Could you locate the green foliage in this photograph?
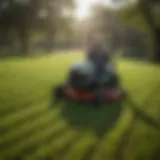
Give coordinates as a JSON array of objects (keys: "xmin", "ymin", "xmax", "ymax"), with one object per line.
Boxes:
[
  {"xmin": 119, "ymin": 5, "xmax": 149, "ymax": 32},
  {"xmin": 0, "ymin": 52, "xmax": 160, "ymax": 160},
  {"xmin": 118, "ymin": 0, "xmax": 160, "ymax": 61},
  {"xmin": 0, "ymin": 0, "xmax": 74, "ymax": 53},
  {"xmin": 119, "ymin": 4, "xmax": 154, "ymax": 58}
]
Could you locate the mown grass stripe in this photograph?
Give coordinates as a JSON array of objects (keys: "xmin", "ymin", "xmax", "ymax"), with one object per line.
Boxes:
[
  {"xmin": 0, "ymin": 92, "xmax": 49, "ymax": 116},
  {"xmin": 22, "ymin": 127, "xmax": 74, "ymax": 159},
  {"xmin": 0, "ymin": 107, "xmax": 61, "ymax": 149},
  {"xmin": 51, "ymin": 133, "xmax": 82, "ymax": 160},
  {"xmin": 51, "ymin": 135, "xmax": 86, "ymax": 160},
  {"xmin": 1, "ymin": 119, "xmax": 69, "ymax": 159},
  {"xmin": 0, "ymin": 101, "xmax": 48, "ymax": 131},
  {"xmin": 62, "ymin": 133, "xmax": 97, "ymax": 160},
  {"xmin": 26, "ymin": 129, "xmax": 80, "ymax": 159}
]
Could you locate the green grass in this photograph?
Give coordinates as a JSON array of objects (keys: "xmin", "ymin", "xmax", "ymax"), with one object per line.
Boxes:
[{"xmin": 0, "ymin": 51, "xmax": 160, "ymax": 160}]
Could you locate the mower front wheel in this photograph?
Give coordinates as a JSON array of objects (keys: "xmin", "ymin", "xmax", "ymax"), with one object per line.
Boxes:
[{"xmin": 53, "ymin": 85, "xmax": 64, "ymax": 102}]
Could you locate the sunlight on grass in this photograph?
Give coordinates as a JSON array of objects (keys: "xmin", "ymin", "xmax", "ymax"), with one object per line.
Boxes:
[{"xmin": 0, "ymin": 51, "xmax": 160, "ymax": 160}]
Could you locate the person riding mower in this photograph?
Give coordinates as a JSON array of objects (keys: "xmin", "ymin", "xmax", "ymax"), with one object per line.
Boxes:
[
  {"xmin": 53, "ymin": 59, "xmax": 126, "ymax": 107},
  {"xmin": 53, "ymin": 38, "xmax": 126, "ymax": 107}
]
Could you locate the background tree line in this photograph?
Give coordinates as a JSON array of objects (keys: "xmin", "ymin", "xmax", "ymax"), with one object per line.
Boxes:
[{"xmin": 0, "ymin": 0, "xmax": 159, "ymax": 63}]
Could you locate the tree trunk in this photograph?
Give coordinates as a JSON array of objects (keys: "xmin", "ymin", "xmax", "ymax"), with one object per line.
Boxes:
[
  {"xmin": 138, "ymin": 0, "xmax": 160, "ymax": 63},
  {"xmin": 18, "ymin": 22, "xmax": 30, "ymax": 55},
  {"xmin": 45, "ymin": 3, "xmax": 55, "ymax": 53},
  {"xmin": 46, "ymin": 27, "xmax": 55, "ymax": 53},
  {"xmin": 153, "ymin": 28, "xmax": 160, "ymax": 62}
]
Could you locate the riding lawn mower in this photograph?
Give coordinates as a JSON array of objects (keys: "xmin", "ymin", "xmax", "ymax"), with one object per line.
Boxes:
[{"xmin": 53, "ymin": 60, "xmax": 126, "ymax": 107}]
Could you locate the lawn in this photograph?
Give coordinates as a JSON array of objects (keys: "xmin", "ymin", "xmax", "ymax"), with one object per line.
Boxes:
[{"xmin": 0, "ymin": 51, "xmax": 160, "ymax": 160}]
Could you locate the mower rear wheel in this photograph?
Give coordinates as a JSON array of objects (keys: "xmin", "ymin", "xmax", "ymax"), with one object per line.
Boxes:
[{"xmin": 53, "ymin": 85, "xmax": 64, "ymax": 101}]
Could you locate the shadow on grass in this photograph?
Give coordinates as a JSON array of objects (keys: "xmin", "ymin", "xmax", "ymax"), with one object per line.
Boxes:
[
  {"xmin": 59, "ymin": 102, "xmax": 123, "ymax": 138},
  {"xmin": 127, "ymin": 82, "xmax": 160, "ymax": 129},
  {"xmin": 127, "ymin": 98, "xmax": 160, "ymax": 129},
  {"xmin": 115, "ymin": 84, "xmax": 160, "ymax": 160}
]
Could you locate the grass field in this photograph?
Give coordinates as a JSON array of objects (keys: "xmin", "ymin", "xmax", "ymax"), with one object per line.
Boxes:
[{"xmin": 0, "ymin": 51, "xmax": 160, "ymax": 160}]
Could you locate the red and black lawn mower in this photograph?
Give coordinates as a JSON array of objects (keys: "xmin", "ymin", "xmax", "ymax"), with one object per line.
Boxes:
[{"xmin": 53, "ymin": 61, "xmax": 126, "ymax": 107}]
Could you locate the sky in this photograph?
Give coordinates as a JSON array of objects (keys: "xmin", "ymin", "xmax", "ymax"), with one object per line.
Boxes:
[{"xmin": 75, "ymin": 0, "xmax": 112, "ymax": 19}]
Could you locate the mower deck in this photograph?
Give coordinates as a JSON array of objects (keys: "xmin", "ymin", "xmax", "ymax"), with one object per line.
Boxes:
[{"xmin": 55, "ymin": 85, "xmax": 126, "ymax": 102}]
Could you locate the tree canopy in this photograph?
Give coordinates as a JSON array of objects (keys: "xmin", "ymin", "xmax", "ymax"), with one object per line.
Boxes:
[
  {"xmin": 0, "ymin": 0, "xmax": 74, "ymax": 54},
  {"xmin": 116, "ymin": 0, "xmax": 160, "ymax": 61}
]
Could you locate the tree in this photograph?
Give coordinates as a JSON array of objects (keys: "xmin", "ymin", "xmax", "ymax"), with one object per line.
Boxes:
[
  {"xmin": 122, "ymin": 27, "xmax": 148, "ymax": 58},
  {"xmin": 88, "ymin": 5, "xmax": 125, "ymax": 53},
  {"xmin": 38, "ymin": 0, "xmax": 74, "ymax": 52},
  {"xmin": 116, "ymin": 0, "xmax": 160, "ymax": 62},
  {"xmin": 138, "ymin": 0, "xmax": 160, "ymax": 62},
  {"xmin": 0, "ymin": 0, "xmax": 74, "ymax": 55}
]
